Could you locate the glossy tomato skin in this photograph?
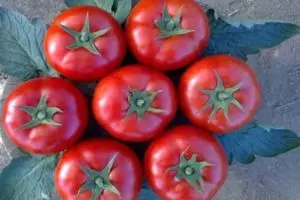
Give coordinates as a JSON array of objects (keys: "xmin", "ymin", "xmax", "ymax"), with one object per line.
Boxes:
[
  {"xmin": 145, "ymin": 125, "xmax": 228, "ymax": 200},
  {"xmin": 126, "ymin": 0, "xmax": 210, "ymax": 71},
  {"xmin": 44, "ymin": 6, "xmax": 126, "ymax": 81},
  {"xmin": 1, "ymin": 77, "xmax": 88, "ymax": 155},
  {"xmin": 180, "ymin": 55, "xmax": 261, "ymax": 133},
  {"xmin": 92, "ymin": 65, "xmax": 178, "ymax": 142},
  {"xmin": 55, "ymin": 139, "xmax": 143, "ymax": 200}
]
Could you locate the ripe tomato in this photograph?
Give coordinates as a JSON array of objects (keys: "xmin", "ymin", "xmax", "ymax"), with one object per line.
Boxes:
[
  {"xmin": 92, "ymin": 65, "xmax": 177, "ymax": 142},
  {"xmin": 55, "ymin": 139, "xmax": 142, "ymax": 200},
  {"xmin": 145, "ymin": 125, "xmax": 228, "ymax": 200},
  {"xmin": 1, "ymin": 77, "xmax": 88, "ymax": 155},
  {"xmin": 126, "ymin": 0, "xmax": 210, "ymax": 71},
  {"xmin": 44, "ymin": 6, "xmax": 126, "ymax": 81},
  {"xmin": 180, "ymin": 55, "xmax": 261, "ymax": 133}
]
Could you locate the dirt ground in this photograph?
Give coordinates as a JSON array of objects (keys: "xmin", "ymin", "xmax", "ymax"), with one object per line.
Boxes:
[{"xmin": 0, "ymin": 0, "xmax": 300, "ymax": 200}]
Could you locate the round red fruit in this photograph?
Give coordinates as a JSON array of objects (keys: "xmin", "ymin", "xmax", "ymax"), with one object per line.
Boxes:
[
  {"xmin": 180, "ymin": 54, "xmax": 261, "ymax": 133},
  {"xmin": 44, "ymin": 6, "xmax": 126, "ymax": 81},
  {"xmin": 92, "ymin": 65, "xmax": 178, "ymax": 142},
  {"xmin": 145, "ymin": 125, "xmax": 228, "ymax": 200},
  {"xmin": 2, "ymin": 77, "xmax": 88, "ymax": 154},
  {"xmin": 126, "ymin": 0, "xmax": 210, "ymax": 71},
  {"xmin": 55, "ymin": 139, "xmax": 143, "ymax": 200}
]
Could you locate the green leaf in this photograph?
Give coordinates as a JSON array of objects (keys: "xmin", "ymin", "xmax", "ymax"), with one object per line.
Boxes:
[
  {"xmin": 140, "ymin": 187, "xmax": 160, "ymax": 200},
  {"xmin": 0, "ymin": 155, "xmax": 58, "ymax": 200},
  {"xmin": 0, "ymin": 77, "xmax": 20, "ymax": 102},
  {"xmin": 0, "ymin": 8, "xmax": 57, "ymax": 80},
  {"xmin": 204, "ymin": 8, "xmax": 300, "ymax": 60},
  {"xmin": 195, "ymin": 0, "xmax": 209, "ymax": 10},
  {"xmin": 216, "ymin": 122, "xmax": 300, "ymax": 165},
  {"xmin": 64, "ymin": 0, "xmax": 132, "ymax": 24},
  {"xmin": 140, "ymin": 189, "xmax": 159, "ymax": 200}
]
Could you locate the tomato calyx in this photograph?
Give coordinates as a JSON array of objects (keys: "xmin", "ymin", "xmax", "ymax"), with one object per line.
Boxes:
[
  {"xmin": 59, "ymin": 13, "xmax": 111, "ymax": 55},
  {"xmin": 126, "ymin": 88, "xmax": 163, "ymax": 120},
  {"xmin": 199, "ymin": 70, "xmax": 245, "ymax": 123},
  {"xmin": 78, "ymin": 154, "xmax": 120, "ymax": 200},
  {"xmin": 168, "ymin": 147, "xmax": 213, "ymax": 192},
  {"xmin": 16, "ymin": 93, "xmax": 62, "ymax": 129},
  {"xmin": 155, "ymin": 5, "xmax": 194, "ymax": 39}
]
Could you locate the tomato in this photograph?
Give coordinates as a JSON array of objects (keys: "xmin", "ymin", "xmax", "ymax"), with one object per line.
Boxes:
[
  {"xmin": 126, "ymin": 0, "xmax": 210, "ymax": 71},
  {"xmin": 145, "ymin": 125, "xmax": 228, "ymax": 200},
  {"xmin": 1, "ymin": 77, "xmax": 88, "ymax": 155},
  {"xmin": 179, "ymin": 55, "xmax": 261, "ymax": 133},
  {"xmin": 55, "ymin": 139, "xmax": 142, "ymax": 200},
  {"xmin": 92, "ymin": 65, "xmax": 177, "ymax": 142},
  {"xmin": 44, "ymin": 6, "xmax": 126, "ymax": 81}
]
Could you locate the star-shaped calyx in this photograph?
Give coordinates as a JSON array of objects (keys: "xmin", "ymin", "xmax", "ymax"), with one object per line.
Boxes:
[
  {"xmin": 16, "ymin": 93, "xmax": 62, "ymax": 129},
  {"xmin": 168, "ymin": 147, "xmax": 213, "ymax": 192},
  {"xmin": 155, "ymin": 5, "xmax": 194, "ymax": 39},
  {"xmin": 126, "ymin": 88, "xmax": 164, "ymax": 120},
  {"xmin": 77, "ymin": 154, "xmax": 120, "ymax": 200},
  {"xmin": 59, "ymin": 13, "xmax": 110, "ymax": 55},
  {"xmin": 199, "ymin": 70, "xmax": 244, "ymax": 123}
]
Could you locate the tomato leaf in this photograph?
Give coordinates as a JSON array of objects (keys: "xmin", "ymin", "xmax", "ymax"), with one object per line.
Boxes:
[
  {"xmin": 0, "ymin": 155, "xmax": 58, "ymax": 200},
  {"xmin": 204, "ymin": 8, "xmax": 300, "ymax": 60},
  {"xmin": 140, "ymin": 182, "xmax": 160, "ymax": 200},
  {"xmin": 0, "ymin": 77, "xmax": 21, "ymax": 104},
  {"xmin": 0, "ymin": 8, "xmax": 58, "ymax": 80},
  {"xmin": 216, "ymin": 122, "xmax": 300, "ymax": 164},
  {"xmin": 140, "ymin": 188, "xmax": 160, "ymax": 200},
  {"xmin": 64, "ymin": 0, "xmax": 132, "ymax": 24},
  {"xmin": 195, "ymin": 0, "xmax": 209, "ymax": 10}
]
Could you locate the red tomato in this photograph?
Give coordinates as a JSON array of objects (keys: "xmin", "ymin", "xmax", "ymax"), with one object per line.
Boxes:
[
  {"xmin": 126, "ymin": 0, "xmax": 210, "ymax": 71},
  {"xmin": 92, "ymin": 65, "xmax": 177, "ymax": 142},
  {"xmin": 44, "ymin": 6, "xmax": 126, "ymax": 81},
  {"xmin": 145, "ymin": 125, "xmax": 228, "ymax": 200},
  {"xmin": 55, "ymin": 139, "xmax": 143, "ymax": 200},
  {"xmin": 180, "ymin": 55, "xmax": 261, "ymax": 133},
  {"xmin": 1, "ymin": 77, "xmax": 88, "ymax": 155}
]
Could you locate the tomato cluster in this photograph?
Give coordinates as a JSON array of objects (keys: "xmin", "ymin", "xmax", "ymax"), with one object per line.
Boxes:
[{"xmin": 1, "ymin": 1, "xmax": 261, "ymax": 200}]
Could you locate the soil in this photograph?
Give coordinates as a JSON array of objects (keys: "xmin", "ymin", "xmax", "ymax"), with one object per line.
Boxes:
[{"xmin": 0, "ymin": 0, "xmax": 300, "ymax": 199}]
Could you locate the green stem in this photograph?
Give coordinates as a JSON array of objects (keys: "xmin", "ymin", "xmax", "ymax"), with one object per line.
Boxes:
[
  {"xmin": 16, "ymin": 93, "xmax": 62, "ymax": 129},
  {"xmin": 126, "ymin": 88, "xmax": 164, "ymax": 120},
  {"xmin": 59, "ymin": 13, "xmax": 110, "ymax": 55},
  {"xmin": 77, "ymin": 154, "xmax": 120, "ymax": 200},
  {"xmin": 184, "ymin": 166, "xmax": 195, "ymax": 176},
  {"xmin": 199, "ymin": 70, "xmax": 244, "ymax": 122},
  {"xmin": 36, "ymin": 110, "xmax": 47, "ymax": 120},
  {"xmin": 155, "ymin": 5, "xmax": 194, "ymax": 39},
  {"xmin": 168, "ymin": 147, "xmax": 213, "ymax": 192}
]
